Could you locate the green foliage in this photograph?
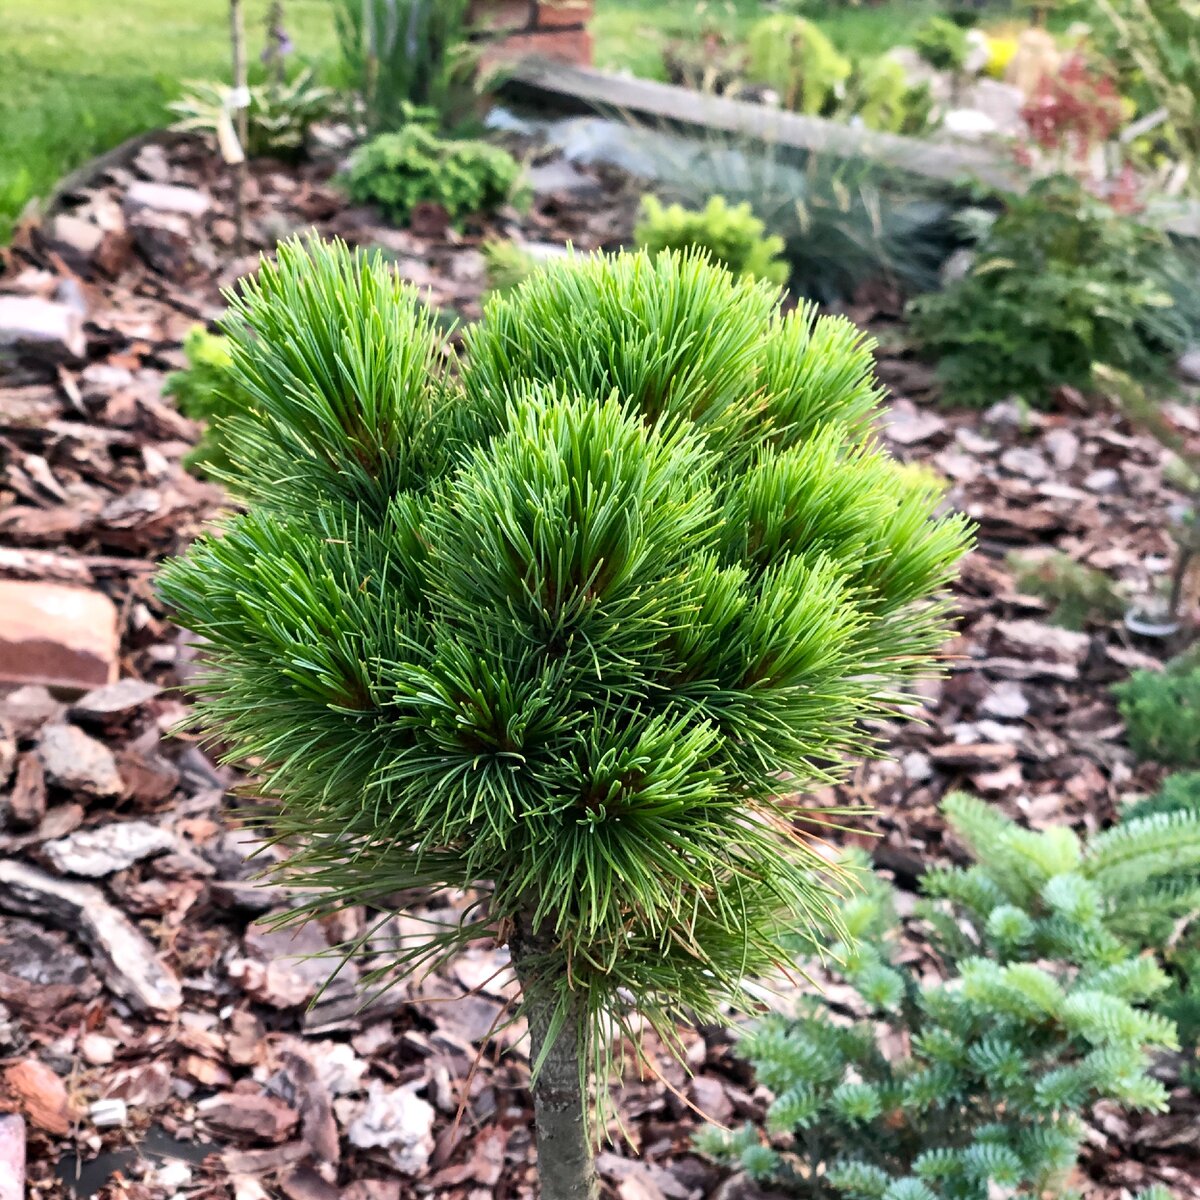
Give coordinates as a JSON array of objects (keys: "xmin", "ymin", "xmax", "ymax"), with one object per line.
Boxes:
[
  {"xmin": 169, "ymin": 66, "xmax": 335, "ymax": 161},
  {"xmin": 342, "ymin": 126, "xmax": 522, "ymax": 226},
  {"xmin": 744, "ymin": 14, "xmax": 851, "ymax": 115},
  {"xmin": 1114, "ymin": 655, "xmax": 1200, "ymax": 767},
  {"xmin": 331, "ymin": 0, "xmax": 474, "ymax": 133},
  {"xmin": 1006, "ymin": 550, "xmax": 1125, "ymax": 629},
  {"xmin": 163, "ymin": 327, "xmax": 256, "ymax": 479},
  {"xmin": 912, "ymin": 16, "xmax": 970, "ymax": 72},
  {"xmin": 634, "ymin": 195, "xmax": 789, "ymax": 286},
  {"xmin": 1125, "ymin": 771, "xmax": 1200, "ymax": 822},
  {"xmin": 1087, "ymin": 0, "xmax": 1200, "ymax": 196},
  {"xmin": 158, "ymin": 237, "xmax": 970, "ymax": 1117},
  {"xmin": 634, "ymin": 126, "xmax": 958, "ymax": 302},
  {"xmin": 908, "ymin": 178, "xmax": 1190, "ymax": 408},
  {"xmin": 481, "ymin": 238, "xmax": 539, "ymax": 299},
  {"xmin": 843, "ymin": 57, "xmax": 935, "ymax": 137},
  {"xmin": 698, "ymin": 794, "xmax": 1186, "ymax": 1200}
]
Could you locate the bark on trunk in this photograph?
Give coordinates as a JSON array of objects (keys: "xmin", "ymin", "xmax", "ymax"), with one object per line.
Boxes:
[{"xmin": 512, "ymin": 921, "xmax": 598, "ymax": 1200}]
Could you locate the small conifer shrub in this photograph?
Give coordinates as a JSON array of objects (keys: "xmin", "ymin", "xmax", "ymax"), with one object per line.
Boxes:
[
  {"xmin": 635, "ymin": 195, "xmax": 790, "ymax": 286},
  {"xmin": 343, "ymin": 126, "xmax": 521, "ymax": 226},
  {"xmin": 158, "ymin": 238, "xmax": 970, "ymax": 1199},
  {"xmin": 1007, "ymin": 549, "xmax": 1125, "ymax": 630},
  {"xmin": 164, "ymin": 327, "xmax": 256, "ymax": 479},
  {"xmin": 1114, "ymin": 654, "xmax": 1200, "ymax": 767},
  {"xmin": 698, "ymin": 793, "xmax": 1185, "ymax": 1200}
]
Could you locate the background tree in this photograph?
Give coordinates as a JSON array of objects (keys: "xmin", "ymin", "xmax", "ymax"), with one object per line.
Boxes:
[{"xmin": 159, "ymin": 239, "xmax": 971, "ymax": 1199}]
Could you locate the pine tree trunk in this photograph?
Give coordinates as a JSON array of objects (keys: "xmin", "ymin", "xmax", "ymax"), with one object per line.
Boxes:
[{"xmin": 511, "ymin": 921, "xmax": 598, "ymax": 1200}]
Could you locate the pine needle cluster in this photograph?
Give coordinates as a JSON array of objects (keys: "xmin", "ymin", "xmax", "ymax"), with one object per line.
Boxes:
[
  {"xmin": 158, "ymin": 238, "xmax": 970, "ymax": 1102},
  {"xmin": 699, "ymin": 793, "xmax": 1195, "ymax": 1200}
]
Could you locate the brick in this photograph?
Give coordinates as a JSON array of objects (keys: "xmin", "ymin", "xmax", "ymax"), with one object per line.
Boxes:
[
  {"xmin": 535, "ymin": 0, "xmax": 593, "ymax": 29},
  {"xmin": 478, "ymin": 25, "xmax": 592, "ymax": 70},
  {"xmin": 0, "ymin": 581, "xmax": 119, "ymax": 697},
  {"xmin": 468, "ymin": 0, "xmax": 533, "ymax": 33}
]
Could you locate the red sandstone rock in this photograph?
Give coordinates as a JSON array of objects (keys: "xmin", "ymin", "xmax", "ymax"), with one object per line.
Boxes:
[
  {"xmin": 0, "ymin": 581, "xmax": 119, "ymax": 696},
  {"xmin": 3, "ymin": 1060, "xmax": 72, "ymax": 1136}
]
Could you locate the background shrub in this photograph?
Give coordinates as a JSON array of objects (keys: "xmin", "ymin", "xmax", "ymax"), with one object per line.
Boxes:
[
  {"xmin": 908, "ymin": 177, "xmax": 1189, "ymax": 408},
  {"xmin": 744, "ymin": 14, "xmax": 851, "ymax": 115},
  {"xmin": 912, "ymin": 16, "xmax": 971, "ymax": 72},
  {"xmin": 343, "ymin": 126, "xmax": 522, "ymax": 226},
  {"xmin": 1114, "ymin": 654, "xmax": 1200, "ymax": 767},
  {"xmin": 634, "ymin": 195, "xmax": 789, "ymax": 286},
  {"xmin": 636, "ymin": 128, "xmax": 958, "ymax": 303},
  {"xmin": 1006, "ymin": 549, "xmax": 1125, "ymax": 629},
  {"xmin": 697, "ymin": 793, "xmax": 1191, "ymax": 1200}
]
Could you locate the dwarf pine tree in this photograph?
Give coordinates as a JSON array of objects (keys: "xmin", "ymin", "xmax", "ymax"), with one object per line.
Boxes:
[
  {"xmin": 699, "ymin": 793, "xmax": 1194, "ymax": 1200},
  {"xmin": 158, "ymin": 237, "xmax": 970, "ymax": 1200}
]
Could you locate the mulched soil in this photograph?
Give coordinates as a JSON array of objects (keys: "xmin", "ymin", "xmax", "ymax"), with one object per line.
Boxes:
[{"xmin": 1, "ymin": 130, "xmax": 1198, "ymax": 1200}]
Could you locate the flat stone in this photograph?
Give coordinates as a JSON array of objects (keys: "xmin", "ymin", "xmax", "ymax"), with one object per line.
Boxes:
[
  {"xmin": 0, "ymin": 735, "xmax": 14, "ymax": 790},
  {"xmin": 526, "ymin": 157, "xmax": 602, "ymax": 199},
  {"xmin": 1084, "ymin": 468, "xmax": 1120, "ymax": 493},
  {"xmin": 979, "ymin": 681, "xmax": 1030, "ymax": 720},
  {"xmin": 71, "ymin": 677, "xmax": 161, "ymax": 719},
  {"xmin": 0, "ymin": 295, "xmax": 85, "ymax": 360},
  {"xmin": 347, "ymin": 1082, "xmax": 435, "ymax": 1175},
  {"xmin": 124, "ymin": 181, "xmax": 211, "ymax": 218},
  {"xmin": 999, "ymin": 447, "xmax": 1049, "ymax": 480},
  {"xmin": 37, "ymin": 724, "xmax": 124, "ymax": 798},
  {"xmin": 1179, "ymin": 347, "xmax": 1200, "ymax": 384},
  {"xmin": 0, "ymin": 582, "xmax": 118, "ymax": 696},
  {"xmin": 42, "ymin": 820, "xmax": 174, "ymax": 877},
  {"xmin": 44, "ymin": 215, "xmax": 104, "ymax": 272},
  {"xmin": 992, "ymin": 619, "xmax": 1090, "ymax": 665}
]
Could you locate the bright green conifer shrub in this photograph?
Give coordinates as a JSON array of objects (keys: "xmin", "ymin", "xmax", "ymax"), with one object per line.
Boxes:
[
  {"xmin": 343, "ymin": 126, "xmax": 522, "ymax": 226},
  {"xmin": 1114, "ymin": 655, "xmax": 1200, "ymax": 767},
  {"xmin": 697, "ymin": 793, "xmax": 1187, "ymax": 1200},
  {"xmin": 634, "ymin": 195, "xmax": 789, "ymax": 286},
  {"xmin": 158, "ymin": 238, "xmax": 970, "ymax": 1199}
]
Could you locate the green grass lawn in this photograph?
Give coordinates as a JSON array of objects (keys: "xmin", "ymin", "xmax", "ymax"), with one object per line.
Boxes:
[
  {"xmin": 0, "ymin": 0, "xmax": 951, "ymax": 243},
  {"xmin": 0, "ymin": 0, "xmax": 338, "ymax": 242}
]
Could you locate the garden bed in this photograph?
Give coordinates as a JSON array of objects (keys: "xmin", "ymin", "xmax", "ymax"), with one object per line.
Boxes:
[{"xmin": 1, "ymin": 129, "xmax": 1199, "ymax": 1200}]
